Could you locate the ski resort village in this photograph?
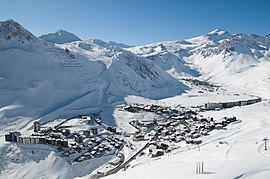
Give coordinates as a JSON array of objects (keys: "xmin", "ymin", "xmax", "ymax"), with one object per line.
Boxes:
[{"xmin": 2, "ymin": 77, "xmax": 265, "ymax": 178}]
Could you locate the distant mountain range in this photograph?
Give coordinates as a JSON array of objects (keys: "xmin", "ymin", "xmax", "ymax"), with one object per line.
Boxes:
[{"xmin": 128, "ymin": 28, "xmax": 270, "ymax": 98}]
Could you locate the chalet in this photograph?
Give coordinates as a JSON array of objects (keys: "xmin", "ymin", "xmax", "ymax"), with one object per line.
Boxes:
[
  {"xmin": 151, "ymin": 149, "xmax": 164, "ymax": 158},
  {"xmin": 175, "ymin": 136, "xmax": 183, "ymax": 142},
  {"xmin": 191, "ymin": 133, "xmax": 200, "ymax": 139},
  {"xmin": 75, "ymin": 135, "xmax": 83, "ymax": 143},
  {"xmin": 90, "ymin": 137, "xmax": 97, "ymax": 143},
  {"xmin": 133, "ymin": 133, "xmax": 145, "ymax": 141},
  {"xmin": 105, "ymin": 145, "xmax": 111, "ymax": 151},
  {"xmin": 201, "ymin": 130, "xmax": 208, "ymax": 136},
  {"xmin": 200, "ymin": 118, "xmax": 209, "ymax": 123},
  {"xmin": 143, "ymin": 105, "xmax": 151, "ymax": 111},
  {"xmin": 167, "ymin": 126, "xmax": 175, "ymax": 133},
  {"xmin": 170, "ymin": 116, "xmax": 183, "ymax": 121},
  {"xmin": 226, "ymin": 116, "xmax": 237, "ymax": 122},
  {"xmin": 107, "ymin": 126, "xmax": 117, "ymax": 133},
  {"xmin": 186, "ymin": 139, "xmax": 194, "ymax": 144},
  {"xmin": 115, "ymin": 142, "xmax": 122, "ymax": 149},
  {"xmin": 95, "ymin": 118, "xmax": 102, "ymax": 124},
  {"xmin": 158, "ymin": 143, "xmax": 169, "ymax": 151},
  {"xmin": 215, "ymin": 124, "xmax": 223, "ymax": 130},
  {"xmin": 90, "ymin": 128, "xmax": 98, "ymax": 136},
  {"xmin": 95, "ymin": 136, "xmax": 103, "ymax": 143},
  {"xmin": 161, "ymin": 129, "xmax": 169, "ymax": 137},
  {"xmin": 61, "ymin": 129, "xmax": 70, "ymax": 136},
  {"xmin": 74, "ymin": 146, "xmax": 82, "ymax": 153},
  {"xmin": 95, "ymin": 152, "xmax": 102, "ymax": 157},
  {"xmin": 144, "ymin": 121, "xmax": 156, "ymax": 128},
  {"xmin": 83, "ymin": 130, "xmax": 90, "ymax": 137},
  {"xmin": 81, "ymin": 115, "xmax": 88, "ymax": 119},
  {"xmin": 193, "ymin": 139, "xmax": 202, "ymax": 145},
  {"xmin": 98, "ymin": 147, "xmax": 105, "ymax": 152}
]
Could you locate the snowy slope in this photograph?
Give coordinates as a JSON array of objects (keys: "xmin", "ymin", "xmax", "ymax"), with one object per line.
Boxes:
[
  {"xmin": 187, "ymin": 32, "xmax": 270, "ymax": 98},
  {"xmin": 0, "ymin": 142, "xmax": 114, "ymax": 179},
  {"xmin": 40, "ymin": 29, "xmax": 81, "ymax": 44},
  {"xmin": 127, "ymin": 29, "xmax": 233, "ymax": 78},
  {"xmin": 0, "ymin": 20, "xmax": 187, "ymax": 127},
  {"xmin": 128, "ymin": 29, "xmax": 270, "ymax": 98}
]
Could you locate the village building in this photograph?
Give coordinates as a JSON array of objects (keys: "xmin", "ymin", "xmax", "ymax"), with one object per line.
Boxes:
[
  {"xmin": 5, "ymin": 131, "xmax": 21, "ymax": 142},
  {"xmin": 133, "ymin": 133, "xmax": 145, "ymax": 141},
  {"xmin": 33, "ymin": 121, "xmax": 41, "ymax": 132},
  {"xmin": 5, "ymin": 133, "xmax": 12, "ymax": 142},
  {"xmin": 161, "ymin": 129, "xmax": 169, "ymax": 137},
  {"xmin": 90, "ymin": 128, "xmax": 98, "ymax": 135},
  {"xmin": 75, "ymin": 135, "xmax": 83, "ymax": 143},
  {"xmin": 83, "ymin": 130, "xmax": 91, "ymax": 137},
  {"xmin": 151, "ymin": 148, "xmax": 165, "ymax": 157}
]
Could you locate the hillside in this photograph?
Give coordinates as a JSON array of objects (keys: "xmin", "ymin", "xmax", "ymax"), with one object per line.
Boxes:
[
  {"xmin": 0, "ymin": 19, "xmax": 187, "ymax": 128},
  {"xmin": 128, "ymin": 29, "xmax": 270, "ymax": 98}
]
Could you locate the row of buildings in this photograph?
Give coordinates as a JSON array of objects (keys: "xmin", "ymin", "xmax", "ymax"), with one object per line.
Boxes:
[
  {"xmin": 204, "ymin": 98, "xmax": 262, "ymax": 110},
  {"xmin": 5, "ymin": 115, "xmax": 126, "ymax": 164},
  {"xmin": 5, "ymin": 131, "xmax": 68, "ymax": 147},
  {"xmin": 5, "ymin": 119, "xmax": 100, "ymax": 149}
]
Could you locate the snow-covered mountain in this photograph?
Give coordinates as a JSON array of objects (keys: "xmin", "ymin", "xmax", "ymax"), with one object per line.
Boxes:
[
  {"xmin": 2, "ymin": 20, "xmax": 269, "ymax": 126},
  {"xmin": 40, "ymin": 29, "xmax": 81, "ymax": 44},
  {"xmin": 0, "ymin": 20, "xmax": 187, "ymax": 127},
  {"xmin": 128, "ymin": 29, "xmax": 270, "ymax": 98},
  {"xmin": 0, "ymin": 19, "xmax": 43, "ymax": 49}
]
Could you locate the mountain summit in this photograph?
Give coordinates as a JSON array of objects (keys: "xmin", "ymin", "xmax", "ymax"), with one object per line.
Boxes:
[
  {"xmin": 0, "ymin": 19, "xmax": 38, "ymax": 42},
  {"xmin": 204, "ymin": 28, "xmax": 231, "ymax": 41},
  {"xmin": 40, "ymin": 29, "xmax": 81, "ymax": 44},
  {"xmin": 0, "ymin": 19, "xmax": 41, "ymax": 49}
]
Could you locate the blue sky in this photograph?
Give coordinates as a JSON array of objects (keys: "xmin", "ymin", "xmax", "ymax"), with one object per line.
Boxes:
[{"xmin": 0, "ymin": 0, "xmax": 269, "ymax": 45}]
